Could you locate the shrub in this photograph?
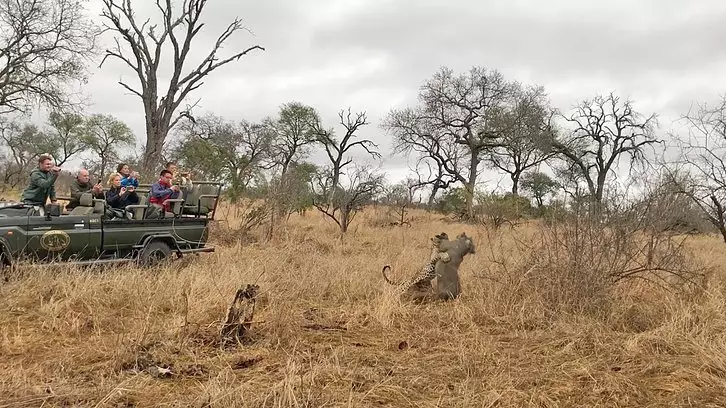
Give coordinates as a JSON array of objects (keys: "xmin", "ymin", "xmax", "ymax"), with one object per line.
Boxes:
[{"xmin": 474, "ymin": 192, "xmax": 534, "ymax": 229}]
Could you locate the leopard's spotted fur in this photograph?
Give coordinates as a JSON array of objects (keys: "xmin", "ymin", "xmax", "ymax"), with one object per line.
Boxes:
[{"xmin": 382, "ymin": 233, "xmax": 451, "ymax": 293}]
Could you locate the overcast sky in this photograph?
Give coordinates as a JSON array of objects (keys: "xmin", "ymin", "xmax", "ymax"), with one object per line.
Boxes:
[{"xmin": 81, "ymin": 0, "xmax": 726, "ymax": 188}]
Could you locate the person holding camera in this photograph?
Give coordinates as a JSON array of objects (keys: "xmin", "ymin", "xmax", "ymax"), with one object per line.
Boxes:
[
  {"xmin": 66, "ymin": 168, "xmax": 104, "ymax": 210},
  {"xmin": 117, "ymin": 163, "xmax": 140, "ymax": 188},
  {"xmin": 105, "ymin": 173, "xmax": 140, "ymax": 210},
  {"xmin": 21, "ymin": 154, "xmax": 61, "ymax": 206},
  {"xmin": 149, "ymin": 169, "xmax": 181, "ymax": 213}
]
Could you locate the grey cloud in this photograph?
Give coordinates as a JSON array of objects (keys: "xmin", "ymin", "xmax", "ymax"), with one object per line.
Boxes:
[{"xmin": 77, "ymin": 0, "xmax": 726, "ymax": 183}]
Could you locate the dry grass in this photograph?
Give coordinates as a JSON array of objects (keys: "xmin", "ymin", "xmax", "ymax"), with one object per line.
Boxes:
[{"xmin": 2, "ymin": 206, "xmax": 726, "ymax": 407}]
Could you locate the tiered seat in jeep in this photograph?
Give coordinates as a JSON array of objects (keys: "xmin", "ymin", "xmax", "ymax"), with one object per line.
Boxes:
[
  {"xmin": 68, "ymin": 193, "xmax": 106, "ymax": 216},
  {"xmin": 129, "ymin": 188, "xmax": 149, "ymax": 220},
  {"xmin": 181, "ymin": 181, "xmax": 221, "ymax": 217}
]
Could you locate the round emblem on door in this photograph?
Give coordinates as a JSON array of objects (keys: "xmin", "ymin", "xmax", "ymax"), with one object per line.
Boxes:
[{"xmin": 40, "ymin": 230, "xmax": 71, "ymax": 252}]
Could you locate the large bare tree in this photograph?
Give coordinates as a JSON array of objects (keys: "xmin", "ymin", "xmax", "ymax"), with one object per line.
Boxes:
[
  {"xmin": 548, "ymin": 92, "xmax": 659, "ymax": 209},
  {"xmin": 99, "ymin": 0, "xmax": 264, "ymax": 175},
  {"xmin": 384, "ymin": 66, "xmax": 515, "ymax": 218},
  {"xmin": 0, "ymin": 0, "xmax": 98, "ymax": 115}
]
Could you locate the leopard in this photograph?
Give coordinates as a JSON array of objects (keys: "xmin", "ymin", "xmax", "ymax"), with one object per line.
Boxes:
[{"xmin": 382, "ymin": 232, "xmax": 452, "ymax": 294}]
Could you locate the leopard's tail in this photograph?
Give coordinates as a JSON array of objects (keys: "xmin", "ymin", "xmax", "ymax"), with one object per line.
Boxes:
[{"xmin": 381, "ymin": 265, "xmax": 400, "ymax": 285}]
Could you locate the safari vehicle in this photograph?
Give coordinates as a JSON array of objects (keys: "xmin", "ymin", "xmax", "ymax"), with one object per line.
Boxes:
[{"xmin": 0, "ymin": 181, "xmax": 223, "ymax": 271}]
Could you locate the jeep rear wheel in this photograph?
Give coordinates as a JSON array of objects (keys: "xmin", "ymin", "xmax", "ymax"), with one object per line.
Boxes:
[{"xmin": 139, "ymin": 240, "xmax": 172, "ymax": 267}]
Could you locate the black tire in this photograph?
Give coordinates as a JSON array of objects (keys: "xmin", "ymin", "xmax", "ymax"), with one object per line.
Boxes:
[{"xmin": 138, "ymin": 240, "xmax": 172, "ymax": 267}]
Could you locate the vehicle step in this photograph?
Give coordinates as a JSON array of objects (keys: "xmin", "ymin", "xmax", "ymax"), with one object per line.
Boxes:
[
  {"xmin": 177, "ymin": 247, "xmax": 215, "ymax": 254},
  {"xmin": 67, "ymin": 258, "xmax": 134, "ymax": 266}
]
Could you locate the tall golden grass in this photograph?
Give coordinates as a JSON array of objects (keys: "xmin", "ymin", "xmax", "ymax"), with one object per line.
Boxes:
[{"xmin": 1, "ymin": 205, "xmax": 726, "ymax": 407}]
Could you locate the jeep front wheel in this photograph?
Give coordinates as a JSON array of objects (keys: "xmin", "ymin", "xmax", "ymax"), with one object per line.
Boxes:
[{"xmin": 138, "ymin": 240, "xmax": 172, "ymax": 267}]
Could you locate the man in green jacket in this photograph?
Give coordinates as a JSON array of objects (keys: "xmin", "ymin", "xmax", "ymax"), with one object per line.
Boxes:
[
  {"xmin": 66, "ymin": 168, "xmax": 103, "ymax": 210},
  {"xmin": 21, "ymin": 154, "xmax": 61, "ymax": 206}
]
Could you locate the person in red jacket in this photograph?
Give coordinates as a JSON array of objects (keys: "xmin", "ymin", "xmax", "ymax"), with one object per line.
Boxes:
[{"xmin": 149, "ymin": 169, "xmax": 180, "ymax": 212}]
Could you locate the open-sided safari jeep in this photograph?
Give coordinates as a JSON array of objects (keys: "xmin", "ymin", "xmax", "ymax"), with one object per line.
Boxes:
[{"xmin": 0, "ymin": 181, "xmax": 223, "ymax": 272}]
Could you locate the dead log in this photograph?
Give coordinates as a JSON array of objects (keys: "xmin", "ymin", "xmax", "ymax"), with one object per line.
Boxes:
[{"xmin": 220, "ymin": 284, "xmax": 259, "ymax": 345}]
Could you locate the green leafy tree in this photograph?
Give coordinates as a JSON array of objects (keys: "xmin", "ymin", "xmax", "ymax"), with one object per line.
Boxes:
[
  {"xmin": 0, "ymin": 121, "xmax": 57, "ymax": 187},
  {"xmin": 46, "ymin": 112, "xmax": 88, "ymax": 166},
  {"xmin": 520, "ymin": 171, "xmax": 559, "ymax": 209},
  {"xmin": 81, "ymin": 114, "xmax": 135, "ymax": 181},
  {"xmin": 171, "ymin": 113, "xmax": 272, "ymax": 202},
  {"xmin": 485, "ymin": 84, "xmax": 557, "ymax": 195}
]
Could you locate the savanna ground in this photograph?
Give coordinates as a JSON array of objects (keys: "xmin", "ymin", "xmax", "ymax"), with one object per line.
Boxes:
[{"xmin": 2, "ymin": 203, "xmax": 726, "ymax": 407}]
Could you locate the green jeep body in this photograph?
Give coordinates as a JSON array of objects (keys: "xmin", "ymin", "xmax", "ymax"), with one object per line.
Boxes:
[{"xmin": 0, "ymin": 181, "xmax": 223, "ymax": 270}]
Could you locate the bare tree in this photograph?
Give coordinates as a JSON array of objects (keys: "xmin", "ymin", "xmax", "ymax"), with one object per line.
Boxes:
[
  {"xmin": 312, "ymin": 108, "xmax": 381, "ymax": 206},
  {"xmin": 548, "ymin": 92, "xmax": 659, "ymax": 210},
  {"xmin": 99, "ymin": 0, "xmax": 264, "ymax": 175},
  {"xmin": 671, "ymin": 95, "xmax": 726, "ymax": 243},
  {"xmin": 485, "ymin": 84, "xmax": 557, "ymax": 195},
  {"xmin": 384, "ymin": 66, "xmax": 515, "ymax": 218},
  {"xmin": 382, "ymin": 177, "xmax": 424, "ymax": 226},
  {"xmin": 383, "ymin": 107, "xmax": 461, "ymax": 206},
  {"xmin": 0, "ymin": 0, "xmax": 98, "ymax": 115},
  {"xmin": 82, "ymin": 114, "xmax": 135, "ymax": 181},
  {"xmin": 312, "ymin": 164, "xmax": 384, "ymax": 234},
  {"xmin": 310, "ymin": 108, "xmax": 382, "ymax": 234}
]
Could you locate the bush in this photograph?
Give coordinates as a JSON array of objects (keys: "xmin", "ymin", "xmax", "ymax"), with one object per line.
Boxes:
[
  {"xmin": 473, "ymin": 192, "xmax": 534, "ymax": 228},
  {"xmin": 484, "ymin": 210, "xmax": 708, "ymax": 320},
  {"xmin": 435, "ymin": 187, "xmax": 468, "ymax": 218}
]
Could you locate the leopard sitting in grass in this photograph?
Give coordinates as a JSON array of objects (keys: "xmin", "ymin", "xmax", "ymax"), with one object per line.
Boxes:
[{"xmin": 382, "ymin": 232, "xmax": 452, "ymax": 294}]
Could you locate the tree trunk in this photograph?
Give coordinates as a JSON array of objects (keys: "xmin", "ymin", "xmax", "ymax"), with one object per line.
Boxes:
[
  {"xmin": 465, "ymin": 151, "xmax": 480, "ymax": 219},
  {"xmin": 427, "ymin": 184, "xmax": 440, "ymax": 207},
  {"xmin": 511, "ymin": 173, "xmax": 520, "ymax": 196},
  {"xmin": 141, "ymin": 83, "xmax": 165, "ymax": 177},
  {"xmin": 340, "ymin": 209, "xmax": 349, "ymax": 233},
  {"xmin": 142, "ymin": 122, "xmax": 167, "ymax": 177}
]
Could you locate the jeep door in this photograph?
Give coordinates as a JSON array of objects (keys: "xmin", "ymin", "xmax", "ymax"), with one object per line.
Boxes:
[{"xmin": 25, "ymin": 214, "xmax": 97, "ymax": 261}]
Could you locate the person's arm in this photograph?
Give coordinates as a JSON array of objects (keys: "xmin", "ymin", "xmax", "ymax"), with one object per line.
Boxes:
[
  {"xmin": 106, "ymin": 189, "xmax": 121, "ymax": 205},
  {"xmin": 151, "ymin": 183, "xmax": 173, "ymax": 198},
  {"xmin": 29, "ymin": 171, "xmax": 56, "ymax": 189},
  {"xmin": 92, "ymin": 183, "xmax": 104, "ymax": 199},
  {"xmin": 49, "ymin": 180, "xmax": 57, "ymax": 202},
  {"xmin": 69, "ymin": 182, "xmax": 83, "ymax": 201}
]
